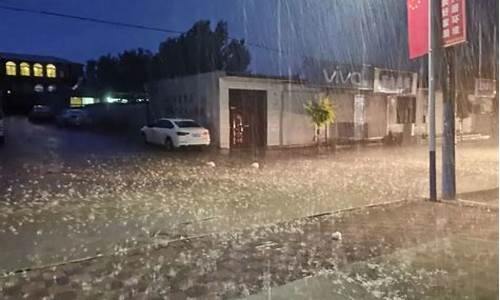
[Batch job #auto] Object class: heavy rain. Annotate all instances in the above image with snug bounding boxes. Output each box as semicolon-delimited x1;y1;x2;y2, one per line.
0;0;498;299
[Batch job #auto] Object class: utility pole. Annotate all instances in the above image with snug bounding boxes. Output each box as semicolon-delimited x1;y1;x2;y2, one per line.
479;22;482;78
428;0;438;201
440;0;457;200
442;47;456;200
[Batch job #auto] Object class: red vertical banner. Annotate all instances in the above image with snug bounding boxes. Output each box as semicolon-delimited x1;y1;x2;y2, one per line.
442;0;467;47
407;0;429;59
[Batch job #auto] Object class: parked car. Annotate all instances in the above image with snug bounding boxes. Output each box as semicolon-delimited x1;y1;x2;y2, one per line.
0;109;4;144
141;118;210;150
28;105;54;122
56;109;91;127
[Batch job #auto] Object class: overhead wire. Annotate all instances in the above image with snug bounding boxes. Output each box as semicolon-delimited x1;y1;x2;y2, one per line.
0;3;293;56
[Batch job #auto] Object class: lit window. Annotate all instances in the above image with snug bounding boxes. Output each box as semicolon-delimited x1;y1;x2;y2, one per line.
5;61;16;76
20;62;30;76
33;63;43;77
46;64;56;78
82;97;95;105
70;97;82;107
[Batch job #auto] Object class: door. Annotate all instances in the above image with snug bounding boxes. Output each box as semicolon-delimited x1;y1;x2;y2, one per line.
155;119;175;145
148;119;174;144
229;89;267;149
354;94;366;140
397;96;417;144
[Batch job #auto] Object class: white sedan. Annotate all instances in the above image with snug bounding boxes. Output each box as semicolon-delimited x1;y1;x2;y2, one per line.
141;118;210;149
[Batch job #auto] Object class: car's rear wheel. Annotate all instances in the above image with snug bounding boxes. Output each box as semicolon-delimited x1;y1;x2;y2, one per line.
164;137;174;151
142;132;149;144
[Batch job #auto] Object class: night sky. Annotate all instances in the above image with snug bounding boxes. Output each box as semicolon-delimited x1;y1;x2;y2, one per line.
0;0;497;76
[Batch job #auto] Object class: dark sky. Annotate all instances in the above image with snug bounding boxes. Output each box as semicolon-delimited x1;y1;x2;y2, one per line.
0;0;497;76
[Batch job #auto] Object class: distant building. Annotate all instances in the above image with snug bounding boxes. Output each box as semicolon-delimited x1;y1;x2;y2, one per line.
0;52;83;114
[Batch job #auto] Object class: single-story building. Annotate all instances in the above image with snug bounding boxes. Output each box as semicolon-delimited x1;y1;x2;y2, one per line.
146;66;495;149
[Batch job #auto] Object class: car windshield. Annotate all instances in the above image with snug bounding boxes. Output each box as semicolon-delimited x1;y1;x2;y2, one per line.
0;1;498;300
175;120;200;128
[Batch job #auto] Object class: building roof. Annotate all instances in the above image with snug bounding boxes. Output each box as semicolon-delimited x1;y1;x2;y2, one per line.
0;52;82;65
224;71;305;84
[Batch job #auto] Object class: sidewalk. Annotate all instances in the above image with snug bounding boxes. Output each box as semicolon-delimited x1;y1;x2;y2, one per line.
245;236;498;300
1;199;497;300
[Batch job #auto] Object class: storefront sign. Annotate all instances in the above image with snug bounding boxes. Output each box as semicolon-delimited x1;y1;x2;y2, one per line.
442;0;467;47
373;68;418;95
302;58;373;90
475;78;497;98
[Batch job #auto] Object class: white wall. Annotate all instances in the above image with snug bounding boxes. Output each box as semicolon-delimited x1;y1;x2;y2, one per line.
282;86;325;146
219;77;324;148
146;71;223;145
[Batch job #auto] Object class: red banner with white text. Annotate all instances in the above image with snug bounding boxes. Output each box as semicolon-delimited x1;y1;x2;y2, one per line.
442;0;467;47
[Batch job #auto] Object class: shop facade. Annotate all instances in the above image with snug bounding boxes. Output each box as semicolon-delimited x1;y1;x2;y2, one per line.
146;64;493;149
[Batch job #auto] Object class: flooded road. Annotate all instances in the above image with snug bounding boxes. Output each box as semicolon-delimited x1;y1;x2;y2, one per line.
0;117;497;274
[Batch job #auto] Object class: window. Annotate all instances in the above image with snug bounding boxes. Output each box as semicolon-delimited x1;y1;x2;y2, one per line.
70;97;83;107
396;96;416;124
175;120;200;128
5;61;16;76
33;63;43;77
46;64;56;78
158;120;174;129
20;62;30;76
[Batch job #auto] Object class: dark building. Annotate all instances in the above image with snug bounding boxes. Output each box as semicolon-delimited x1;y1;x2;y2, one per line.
0;52;83;114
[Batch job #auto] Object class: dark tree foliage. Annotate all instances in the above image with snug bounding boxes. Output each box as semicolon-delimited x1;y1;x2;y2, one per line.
85;20;251;92
153;20;250;78
87;49;152;93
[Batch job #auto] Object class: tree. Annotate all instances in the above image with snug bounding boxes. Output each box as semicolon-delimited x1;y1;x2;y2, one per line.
85;60;98;86
87;49;153;93
116;49;153;92
85;20;250;91
304;97;336;147
222;39;251;73
94;54;119;91
153;20;250;78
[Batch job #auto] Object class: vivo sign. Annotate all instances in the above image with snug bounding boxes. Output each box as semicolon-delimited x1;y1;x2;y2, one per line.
302;58;373;90
322;67;372;89
303;58;418;93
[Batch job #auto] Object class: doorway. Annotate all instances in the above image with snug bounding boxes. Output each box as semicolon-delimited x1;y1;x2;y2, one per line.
229;89;267;149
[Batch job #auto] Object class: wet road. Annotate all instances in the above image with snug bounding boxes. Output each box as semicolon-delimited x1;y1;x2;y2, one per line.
0;116;147;168
0;116;498;273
